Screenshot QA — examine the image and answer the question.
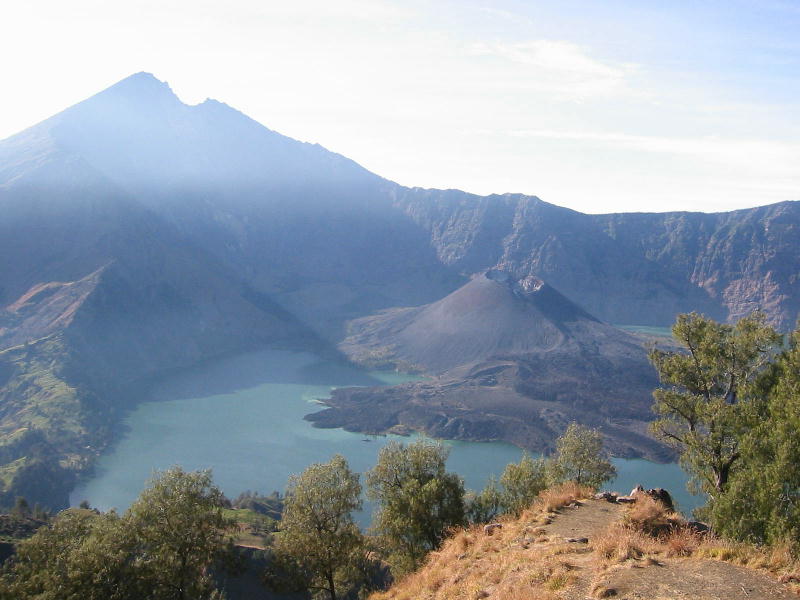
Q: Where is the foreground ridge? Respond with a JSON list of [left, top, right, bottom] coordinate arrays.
[[372, 484, 799, 600]]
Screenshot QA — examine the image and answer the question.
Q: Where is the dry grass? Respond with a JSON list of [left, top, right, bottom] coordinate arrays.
[[369, 483, 593, 599], [663, 527, 702, 557], [538, 481, 594, 512], [622, 494, 682, 536], [592, 522, 661, 563], [590, 582, 618, 598], [696, 536, 797, 575], [591, 498, 800, 596], [372, 484, 800, 599]]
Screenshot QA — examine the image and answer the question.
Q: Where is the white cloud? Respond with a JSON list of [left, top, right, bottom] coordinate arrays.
[[470, 40, 636, 98], [477, 6, 529, 22]]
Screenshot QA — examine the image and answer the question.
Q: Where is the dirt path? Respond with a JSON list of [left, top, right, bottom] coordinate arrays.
[[542, 498, 623, 542], [536, 499, 624, 599], [369, 492, 798, 600], [599, 558, 797, 600], [539, 499, 795, 600]]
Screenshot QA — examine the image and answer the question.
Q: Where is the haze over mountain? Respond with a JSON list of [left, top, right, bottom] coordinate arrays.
[[0, 72, 462, 341], [0, 72, 798, 506]]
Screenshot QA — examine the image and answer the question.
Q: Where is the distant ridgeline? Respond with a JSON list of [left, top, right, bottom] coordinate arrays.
[[0, 72, 798, 507]]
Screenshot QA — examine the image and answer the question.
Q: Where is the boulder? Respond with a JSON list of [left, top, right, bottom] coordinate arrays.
[[646, 488, 674, 511], [626, 484, 675, 511], [686, 521, 711, 534], [594, 491, 618, 503], [629, 484, 645, 497]]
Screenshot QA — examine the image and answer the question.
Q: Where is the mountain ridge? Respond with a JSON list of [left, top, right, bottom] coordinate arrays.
[[392, 188, 800, 329], [3, 73, 797, 332], [0, 72, 798, 506]]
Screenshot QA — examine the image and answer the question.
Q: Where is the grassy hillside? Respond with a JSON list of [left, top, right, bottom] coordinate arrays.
[[372, 484, 800, 600], [0, 335, 116, 508]]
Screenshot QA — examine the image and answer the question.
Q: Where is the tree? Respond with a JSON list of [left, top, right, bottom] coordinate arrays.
[[12, 497, 30, 519], [0, 509, 138, 600], [709, 328, 800, 546], [126, 467, 235, 600], [366, 439, 465, 574], [466, 476, 503, 524], [32, 503, 49, 521], [551, 423, 616, 489], [0, 467, 235, 600], [498, 453, 551, 515], [270, 455, 366, 600], [648, 312, 781, 497]]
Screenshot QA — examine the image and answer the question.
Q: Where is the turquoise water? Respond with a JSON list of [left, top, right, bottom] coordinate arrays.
[[71, 350, 702, 521], [617, 325, 673, 338]]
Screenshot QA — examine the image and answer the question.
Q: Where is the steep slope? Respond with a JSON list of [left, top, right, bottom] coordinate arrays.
[[341, 269, 629, 373], [4, 73, 797, 339], [393, 188, 800, 330], [0, 112, 330, 507], [0, 73, 462, 339], [0, 336, 110, 509], [3, 73, 797, 339], [0, 151, 323, 367], [371, 487, 799, 600], [310, 271, 665, 459], [598, 203, 800, 326], [0, 73, 463, 507]]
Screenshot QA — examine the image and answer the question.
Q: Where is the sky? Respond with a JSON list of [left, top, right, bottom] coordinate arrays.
[[1, 0, 799, 214]]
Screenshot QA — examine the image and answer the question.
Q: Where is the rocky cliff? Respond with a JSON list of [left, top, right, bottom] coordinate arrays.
[[393, 189, 800, 330]]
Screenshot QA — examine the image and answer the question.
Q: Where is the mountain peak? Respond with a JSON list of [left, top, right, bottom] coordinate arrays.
[[95, 72, 181, 106], [120, 71, 162, 84], [339, 269, 614, 373]]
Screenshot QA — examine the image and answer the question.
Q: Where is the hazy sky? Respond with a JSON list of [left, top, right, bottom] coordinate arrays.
[[2, 0, 799, 213]]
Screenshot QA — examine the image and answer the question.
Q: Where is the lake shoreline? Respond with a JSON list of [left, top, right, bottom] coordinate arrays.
[[71, 349, 702, 519]]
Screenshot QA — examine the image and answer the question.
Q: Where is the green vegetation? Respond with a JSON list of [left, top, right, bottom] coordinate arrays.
[[465, 475, 503, 523], [366, 439, 466, 575], [497, 452, 551, 516], [551, 422, 617, 488], [651, 312, 800, 555], [0, 467, 236, 600], [0, 337, 83, 438], [706, 328, 800, 548], [126, 467, 235, 599], [222, 491, 283, 546], [467, 424, 616, 520], [24, 320, 800, 596], [229, 490, 283, 520], [0, 335, 116, 509], [0, 512, 49, 544], [648, 311, 781, 497], [0, 425, 632, 598], [267, 455, 369, 600]]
